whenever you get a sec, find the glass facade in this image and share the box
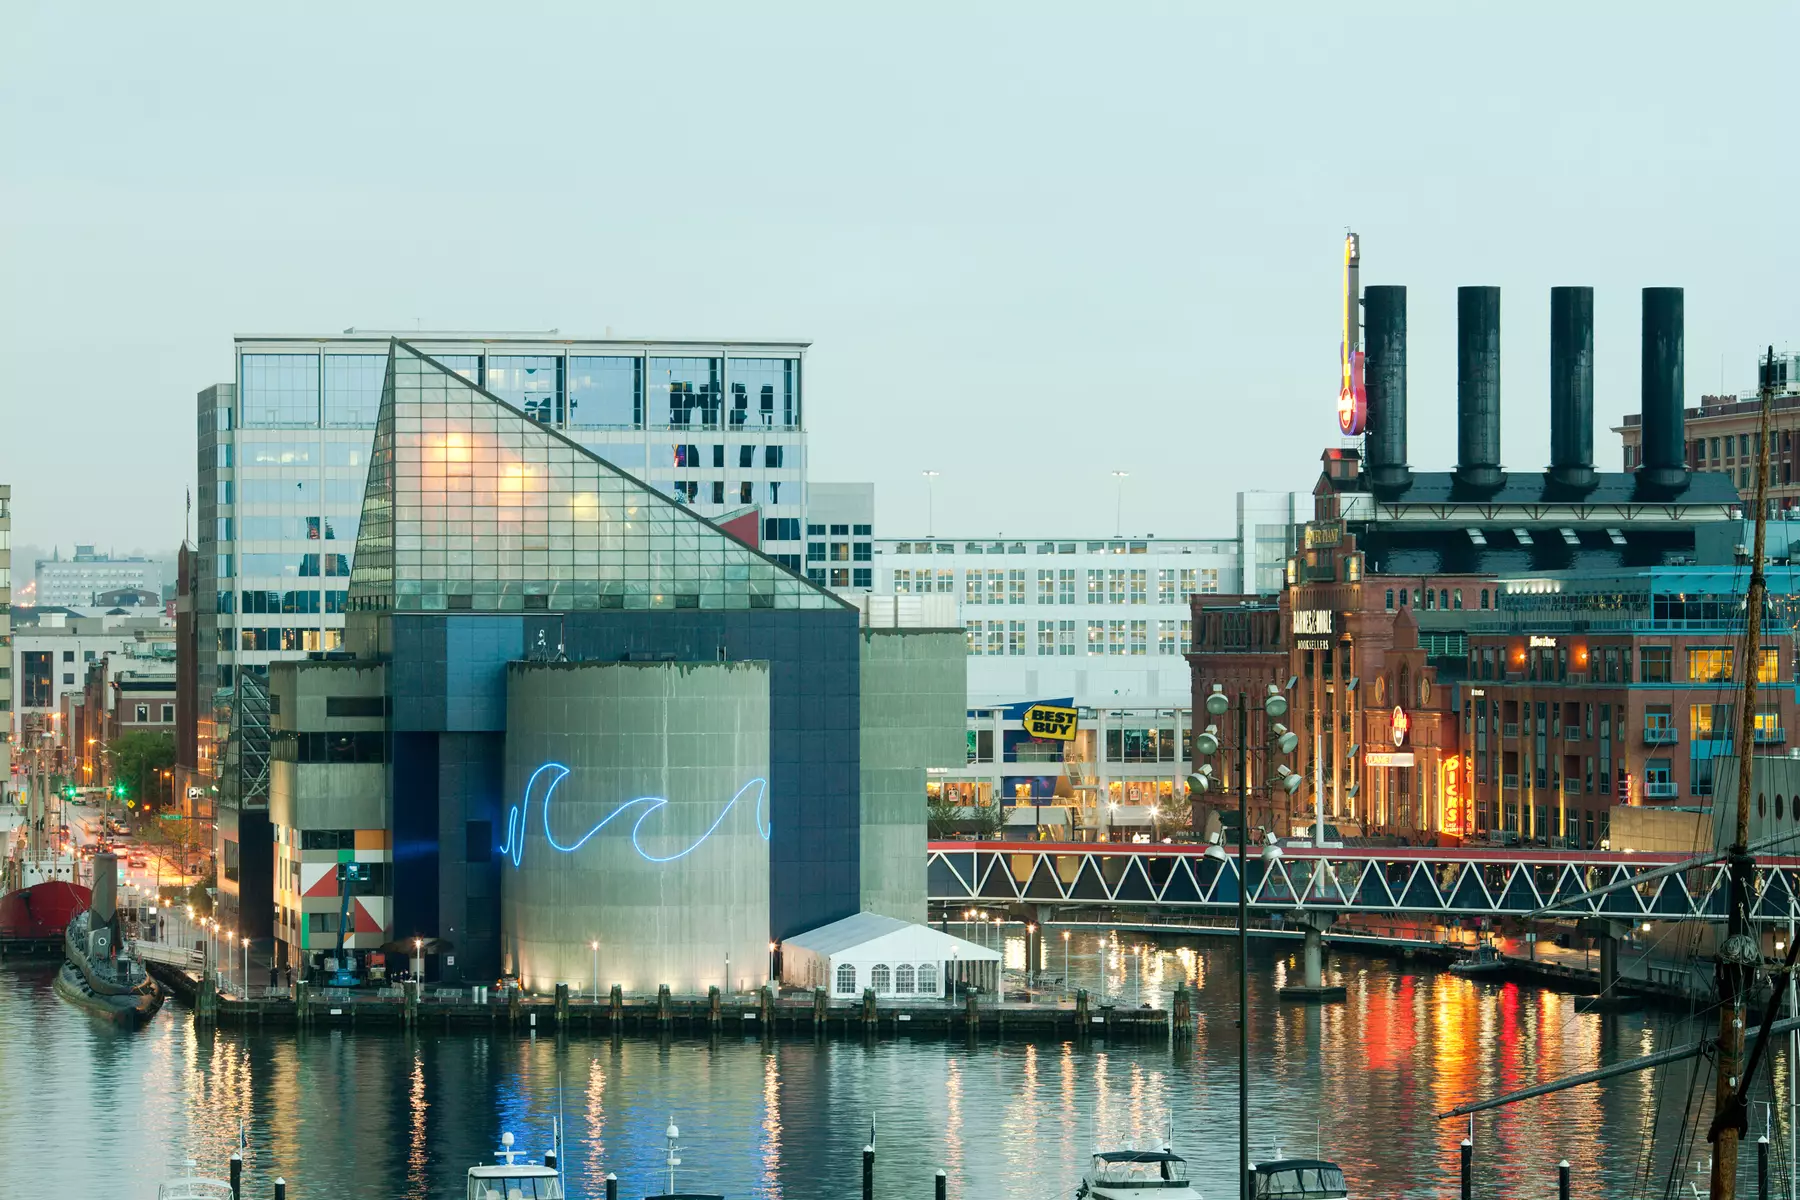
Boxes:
[348,343,832,614]
[242,355,320,426]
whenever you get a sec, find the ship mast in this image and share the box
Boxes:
[1709,346,1779,1200]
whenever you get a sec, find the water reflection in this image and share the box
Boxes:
[0,936,1789,1199]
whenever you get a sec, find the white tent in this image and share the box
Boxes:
[781,912,1002,999]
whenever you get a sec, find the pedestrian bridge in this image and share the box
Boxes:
[926,841,1800,923]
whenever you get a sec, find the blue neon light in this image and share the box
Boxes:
[500,761,769,868]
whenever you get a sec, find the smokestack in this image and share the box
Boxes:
[1548,287,1596,489]
[91,852,118,926]
[1363,286,1411,489]
[1455,287,1504,488]
[1638,287,1688,489]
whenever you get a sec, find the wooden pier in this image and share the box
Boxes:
[142,959,1173,1040]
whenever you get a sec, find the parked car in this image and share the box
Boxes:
[126,855,148,869]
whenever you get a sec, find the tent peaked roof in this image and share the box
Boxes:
[783,911,1000,962]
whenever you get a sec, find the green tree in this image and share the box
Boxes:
[927,795,963,838]
[105,730,176,809]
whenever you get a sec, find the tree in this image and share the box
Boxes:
[105,730,176,809]
[927,795,963,839]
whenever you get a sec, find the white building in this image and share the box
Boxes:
[35,546,170,608]
[806,482,875,592]
[11,610,176,753]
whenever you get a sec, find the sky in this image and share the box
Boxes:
[3,2,1799,559]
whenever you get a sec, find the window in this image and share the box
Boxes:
[1158,570,1177,604]
[160,704,174,723]
[1687,648,1733,683]
[1087,570,1104,604]
[1158,621,1179,655]
[987,622,1005,656]
[965,572,983,605]
[854,543,872,563]
[1386,589,1395,611]
[1755,709,1784,744]
[241,354,320,427]
[894,963,916,994]
[807,542,825,563]
[965,621,983,656]
[1640,647,1673,683]
[62,650,73,663]
[916,964,938,995]
[1057,621,1076,656]
[1757,648,1781,684]
[326,696,386,718]
[1058,570,1076,605]
[1129,570,1148,605]
[836,963,856,994]
[1038,570,1056,604]
[1129,620,1148,656]
[936,569,955,593]
[1107,620,1126,656]
[852,568,871,588]
[870,964,891,993]
[853,524,871,536]
[1008,569,1026,604]
[274,731,386,764]
[1037,621,1057,655]
[1107,570,1126,605]
[1480,589,1489,609]
[1087,621,1106,656]
[134,704,149,722]
[1180,619,1192,651]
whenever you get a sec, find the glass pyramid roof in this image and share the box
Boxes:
[347,341,842,614]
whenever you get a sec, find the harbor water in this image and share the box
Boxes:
[0,932,1789,1199]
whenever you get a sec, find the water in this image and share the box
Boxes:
[2,933,1792,1200]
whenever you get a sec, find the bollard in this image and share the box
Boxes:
[1246,1165,1255,1200]
[862,987,877,1028]
[935,1168,946,1200]
[555,982,569,1027]
[1459,1140,1472,1200]
[1559,1158,1570,1200]
[545,1149,558,1170]
[229,1151,242,1200]
[658,984,672,1026]
[605,1173,618,1200]
[1759,1137,1769,1200]
[813,986,828,1031]
[862,1143,874,1200]
[274,1180,286,1200]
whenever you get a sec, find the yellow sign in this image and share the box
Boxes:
[1022,704,1079,741]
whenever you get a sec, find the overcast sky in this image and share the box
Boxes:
[4,2,1797,557]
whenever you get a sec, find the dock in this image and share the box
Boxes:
[137,944,1173,1040]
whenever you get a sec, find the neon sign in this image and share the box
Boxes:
[1337,232,1366,436]
[500,762,770,867]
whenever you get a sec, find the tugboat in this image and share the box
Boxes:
[1448,940,1508,979]
[1075,1141,1203,1200]
[0,776,90,950]
[55,850,162,1027]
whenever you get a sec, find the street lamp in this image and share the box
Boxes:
[591,940,599,1001]
[413,936,424,982]
[921,470,941,537]
[1110,470,1129,536]
[1061,928,1071,988]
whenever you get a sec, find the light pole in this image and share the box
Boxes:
[1110,470,1129,537]
[922,470,940,537]
[768,940,777,987]
[591,940,599,1001]
[242,934,250,995]
[1061,929,1071,991]
[413,936,424,982]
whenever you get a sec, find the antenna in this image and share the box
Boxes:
[665,1118,682,1195]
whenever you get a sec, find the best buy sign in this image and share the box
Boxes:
[1022,703,1079,741]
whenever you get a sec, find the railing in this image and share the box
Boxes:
[1502,774,1520,790]
[1503,723,1520,738]
[1563,726,1582,741]
[1645,781,1679,799]
[1757,728,1788,744]
[1562,779,1582,795]
[130,940,206,972]
[1643,727,1678,745]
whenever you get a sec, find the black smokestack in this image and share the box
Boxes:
[1364,285,1410,489]
[1548,286,1596,489]
[1455,287,1504,487]
[1638,287,1687,489]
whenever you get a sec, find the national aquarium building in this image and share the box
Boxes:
[267,342,963,992]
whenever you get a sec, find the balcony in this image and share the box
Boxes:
[1563,725,1582,741]
[1502,774,1520,790]
[1757,728,1788,745]
[1644,781,1678,799]
[1503,723,1520,738]
[1643,727,1678,745]
[1562,779,1582,795]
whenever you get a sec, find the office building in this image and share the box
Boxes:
[197,333,815,934]
[0,486,9,788]
[1616,348,1800,517]
[12,610,175,768]
[36,546,170,608]
[806,483,875,591]
[262,342,962,985]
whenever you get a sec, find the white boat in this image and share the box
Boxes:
[468,1131,564,1200]
[1252,1158,1350,1198]
[155,1163,235,1200]
[1076,1146,1203,1200]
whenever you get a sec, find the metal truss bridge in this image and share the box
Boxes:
[927,840,1800,923]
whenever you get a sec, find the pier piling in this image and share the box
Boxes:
[1558,1158,1570,1200]
[229,1151,241,1200]
[862,1143,874,1200]
[1459,1139,1472,1200]
[605,1173,617,1200]
[1759,1136,1769,1199]
[273,1179,285,1200]
[935,1169,946,1200]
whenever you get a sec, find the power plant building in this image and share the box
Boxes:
[269,342,965,990]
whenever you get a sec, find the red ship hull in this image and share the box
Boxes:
[0,880,92,940]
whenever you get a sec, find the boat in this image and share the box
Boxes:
[156,1166,236,1200]
[54,849,162,1027]
[1,777,91,949]
[1252,1158,1350,1199]
[1448,941,1507,978]
[1075,1144,1203,1200]
[468,1131,564,1200]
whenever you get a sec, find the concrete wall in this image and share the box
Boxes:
[1609,804,1712,853]
[501,660,771,995]
[857,628,967,922]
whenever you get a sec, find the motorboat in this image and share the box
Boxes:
[156,1172,236,1200]
[1448,941,1508,978]
[1252,1159,1350,1199]
[1076,1145,1202,1200]
[468,1131,564,1200]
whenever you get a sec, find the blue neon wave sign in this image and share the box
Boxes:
[500,762,770,868]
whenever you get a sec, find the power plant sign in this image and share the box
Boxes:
[1337,231,1367,436]
[1022,703,1079,741]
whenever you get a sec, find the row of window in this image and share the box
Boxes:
[231,628,345,653]
[220,516,356,542]
[807,542,872,563]
[1386,586,1487,611]
[225,589,351,615]
[272,731,385,764]
[216,478,367,506]
[238,353,802,432]
[808,523,873,537]
[892,540,1180,556]
[807,568,873,589]
[670,480,786,506]
[671,443,787,469]
[893,568,1219,604]
[965,619,1192,657]
[834,962,940,996]
[217,554,351,579]
[1468,644,1780,685]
